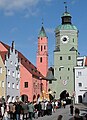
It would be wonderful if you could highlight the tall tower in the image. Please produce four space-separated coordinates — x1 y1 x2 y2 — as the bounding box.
49 5 79 99
36 24 48 92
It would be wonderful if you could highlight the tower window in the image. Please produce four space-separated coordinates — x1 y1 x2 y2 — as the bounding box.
41 45 43 51
24 82 28 88
68 56 71 60
60 56 62 60
73 38 74 42
44 45 46 50
40 57 42 63
68 68 70 71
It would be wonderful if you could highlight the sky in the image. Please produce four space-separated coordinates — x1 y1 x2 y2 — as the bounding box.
0 0 87 67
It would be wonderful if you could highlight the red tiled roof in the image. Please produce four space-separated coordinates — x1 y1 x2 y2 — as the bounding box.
85 57 87 66
0 41 44 78
0 51 8 63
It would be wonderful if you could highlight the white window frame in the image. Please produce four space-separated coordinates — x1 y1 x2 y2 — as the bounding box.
12 71 15 77
17 84 19 89
2 81 4 88
8 82 10 88
8 70 10 76
0 67 2 74
12 83 15 89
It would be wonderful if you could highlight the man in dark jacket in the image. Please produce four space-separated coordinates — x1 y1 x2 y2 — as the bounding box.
15 102 22 120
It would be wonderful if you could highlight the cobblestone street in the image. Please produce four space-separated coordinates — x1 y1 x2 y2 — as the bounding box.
34 104 87 120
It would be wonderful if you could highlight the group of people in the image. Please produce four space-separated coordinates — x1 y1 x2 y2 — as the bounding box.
0 99 61 120
1 98 87 120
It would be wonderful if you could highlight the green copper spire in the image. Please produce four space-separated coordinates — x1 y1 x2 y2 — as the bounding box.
38 26 47 37
38 19 47 37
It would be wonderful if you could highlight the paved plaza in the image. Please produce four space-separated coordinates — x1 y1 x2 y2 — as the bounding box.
34 104 87 120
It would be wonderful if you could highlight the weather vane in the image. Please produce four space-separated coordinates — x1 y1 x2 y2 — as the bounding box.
42 18 44 26
64 1 67 12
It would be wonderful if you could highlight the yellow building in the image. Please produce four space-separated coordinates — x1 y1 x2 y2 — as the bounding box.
0 55 6 99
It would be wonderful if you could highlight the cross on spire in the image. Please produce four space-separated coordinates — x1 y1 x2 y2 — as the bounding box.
64 1 67 12
42 18 44 26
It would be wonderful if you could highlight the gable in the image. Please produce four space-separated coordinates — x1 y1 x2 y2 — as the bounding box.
0 42 8 51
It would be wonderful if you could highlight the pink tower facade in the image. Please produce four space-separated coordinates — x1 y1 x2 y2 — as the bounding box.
36 26 48 92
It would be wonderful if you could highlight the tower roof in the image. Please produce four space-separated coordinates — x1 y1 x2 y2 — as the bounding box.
55 24 77 31
38 26 47 37
62 12 71 17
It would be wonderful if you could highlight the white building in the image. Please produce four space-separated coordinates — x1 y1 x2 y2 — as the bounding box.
74 56 87 104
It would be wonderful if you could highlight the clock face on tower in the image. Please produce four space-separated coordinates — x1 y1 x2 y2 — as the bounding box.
61 35 69 44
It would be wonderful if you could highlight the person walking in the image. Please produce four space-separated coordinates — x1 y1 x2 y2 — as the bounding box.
70 103 74 116
57 115 63 120
28 102 34 120
69 108 83 120
15 101 22 120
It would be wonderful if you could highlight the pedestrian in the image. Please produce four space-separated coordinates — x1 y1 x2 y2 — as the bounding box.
57 115 63 120
37 102 42 117
28 102 34 120
70 103 74 116
41 101 45 116
69 108 83 120
46 101 53 115
12 103 16 120
15 101 22 120
9 102 13 119
63 100 66 108
84 114 87 120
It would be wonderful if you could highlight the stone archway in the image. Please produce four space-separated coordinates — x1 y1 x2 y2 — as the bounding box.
21 94 28 102
60 90 67 100
83 92 87 103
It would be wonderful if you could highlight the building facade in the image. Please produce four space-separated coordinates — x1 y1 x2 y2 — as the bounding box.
49 7 79 99
74 56 87 104
0 41 45 102
0 54 6 98
5 41 20 102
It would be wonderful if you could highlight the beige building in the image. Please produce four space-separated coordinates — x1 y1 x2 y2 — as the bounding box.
0 54 6 99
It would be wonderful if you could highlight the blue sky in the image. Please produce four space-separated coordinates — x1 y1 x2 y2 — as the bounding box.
0 0 86 67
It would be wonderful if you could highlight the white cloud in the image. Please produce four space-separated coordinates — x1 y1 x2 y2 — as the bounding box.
0 0 53 16
10 27 19 33
46 28 54 34
0 0 40 15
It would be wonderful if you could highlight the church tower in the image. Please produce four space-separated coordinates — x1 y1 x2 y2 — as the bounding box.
49 5 79 99
36 24 48 92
